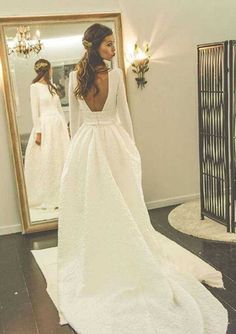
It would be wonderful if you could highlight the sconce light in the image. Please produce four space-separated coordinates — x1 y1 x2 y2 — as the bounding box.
126 43 150 89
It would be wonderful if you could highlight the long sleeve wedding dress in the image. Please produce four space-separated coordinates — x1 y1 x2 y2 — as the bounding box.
24 82 70 209
57 67 228 334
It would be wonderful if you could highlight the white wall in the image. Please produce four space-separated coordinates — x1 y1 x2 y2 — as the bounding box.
119 0 236 206
0 74 22 235
1 0 236 234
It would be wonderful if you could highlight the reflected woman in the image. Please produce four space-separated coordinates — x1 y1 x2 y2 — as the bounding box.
24 59 70 210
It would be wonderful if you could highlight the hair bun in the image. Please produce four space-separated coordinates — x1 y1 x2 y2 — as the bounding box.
82 39 92 50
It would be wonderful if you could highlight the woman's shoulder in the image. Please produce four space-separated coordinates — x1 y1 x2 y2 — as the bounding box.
30 82 40 93
69 67 121 75
108 67 122 84
69 70 78 84
114 67 122 72
69 67 122 83
113 67 124 79
69 69 78 76
69 70 78 90
30 82 46 89
111 67 122 74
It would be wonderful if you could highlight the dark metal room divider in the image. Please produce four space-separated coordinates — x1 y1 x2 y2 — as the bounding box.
197 40 236 233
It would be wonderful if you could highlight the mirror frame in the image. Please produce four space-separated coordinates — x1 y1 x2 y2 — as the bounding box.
0 12 126 234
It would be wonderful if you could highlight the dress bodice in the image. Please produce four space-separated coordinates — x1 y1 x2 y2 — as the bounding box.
68 67 135 142
30 82 66 132
79 68 120 125
79 68 118 113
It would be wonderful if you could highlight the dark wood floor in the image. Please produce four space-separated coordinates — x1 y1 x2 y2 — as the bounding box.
0 204 236 334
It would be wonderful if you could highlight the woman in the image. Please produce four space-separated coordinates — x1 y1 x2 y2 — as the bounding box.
57 24 228 333
24 59 70 210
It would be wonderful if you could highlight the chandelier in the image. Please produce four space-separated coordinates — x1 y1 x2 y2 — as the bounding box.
7 26 43 58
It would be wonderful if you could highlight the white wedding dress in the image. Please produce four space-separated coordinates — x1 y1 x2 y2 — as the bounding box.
24 83 70 209
57 67 228 333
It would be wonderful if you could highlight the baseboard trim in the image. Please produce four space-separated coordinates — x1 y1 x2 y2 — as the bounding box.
0 224 22 236
0 193 200 236
146 193 200 210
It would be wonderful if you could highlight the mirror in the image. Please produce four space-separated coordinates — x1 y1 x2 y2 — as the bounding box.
0 13 125 233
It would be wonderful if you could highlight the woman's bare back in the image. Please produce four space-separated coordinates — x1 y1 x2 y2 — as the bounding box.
83 68 109 112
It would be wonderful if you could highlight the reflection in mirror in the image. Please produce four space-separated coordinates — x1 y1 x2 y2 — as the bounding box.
4 20 116 225
23 58 70 223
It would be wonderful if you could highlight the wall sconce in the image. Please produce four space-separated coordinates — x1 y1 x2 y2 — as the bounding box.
126 43 150 89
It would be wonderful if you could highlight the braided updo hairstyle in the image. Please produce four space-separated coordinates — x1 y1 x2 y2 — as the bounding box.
74 23 113 100
32 59 59 96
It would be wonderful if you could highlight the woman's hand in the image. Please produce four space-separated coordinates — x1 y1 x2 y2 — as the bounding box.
35 133 42 146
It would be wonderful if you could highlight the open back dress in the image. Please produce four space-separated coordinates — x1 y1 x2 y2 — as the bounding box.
57 67 228 334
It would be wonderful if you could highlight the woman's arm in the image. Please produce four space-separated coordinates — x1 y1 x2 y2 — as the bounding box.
116 68 135 143
68 71 83 138
30 84 41 133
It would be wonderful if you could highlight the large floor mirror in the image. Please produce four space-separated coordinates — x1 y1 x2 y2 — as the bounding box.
0 13 125 233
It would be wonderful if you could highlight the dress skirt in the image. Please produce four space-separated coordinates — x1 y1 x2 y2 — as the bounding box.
24 112 70 209
57 119 228 334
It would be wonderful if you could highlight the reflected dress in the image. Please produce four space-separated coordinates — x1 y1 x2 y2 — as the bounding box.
57 67 228 333
24 83 70 209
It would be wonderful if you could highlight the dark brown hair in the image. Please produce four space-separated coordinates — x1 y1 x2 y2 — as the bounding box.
74 23 113 100
32 59 59 96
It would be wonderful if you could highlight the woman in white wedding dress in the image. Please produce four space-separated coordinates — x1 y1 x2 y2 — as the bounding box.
57 24 228 333
24 59 70 210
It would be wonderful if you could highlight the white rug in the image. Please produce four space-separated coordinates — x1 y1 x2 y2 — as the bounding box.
168 200 236 242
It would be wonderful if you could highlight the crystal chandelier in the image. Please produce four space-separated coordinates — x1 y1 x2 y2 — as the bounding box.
7 26 43 58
